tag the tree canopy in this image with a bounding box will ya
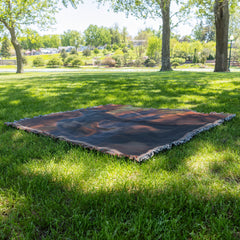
[96,0,184,71]
[61,30,83,49]
[84,25,111,47]
[0,36,11,59]
[0,0,82,73]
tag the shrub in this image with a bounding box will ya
[200,56,207,64]
[82,49,91,57]
[102,57,116,67]
[106,45,112,51]
[144,58,156,67]
[171,62,180,68]
[129,43,134,50]
[122,47,128,53]
[133,58,143,67]
[94,48,99,54]
[103,49,108,55]
[114,49,124,55]
[64,56,75,66]
[70,48,78,55]
[112,44,119,51]
[33,56,45,67]
[60,49,68,60]
[170,58,185,65]
[47,57,62,68]
[71,57,83,67]
[112,55,123,67]
[94,58,101,66]
[22,56,28,65]
[123,53,130,67]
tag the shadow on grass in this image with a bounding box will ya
[0,71,240,239]
[1,143,240,239]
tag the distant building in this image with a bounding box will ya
[132,40,147,47]
[39,48,58,54]
[78,45,89,52]
[58,46,75,53]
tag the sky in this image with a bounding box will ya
[40,1,195,37]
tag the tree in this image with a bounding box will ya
[188,0,239,72]
[0,0,82,73]
[41,34,61,48]
[193,21,215,42]
[20,29,42,51]
[214,0,229,71]
[121,27,129,44]
[61,30,83,49]
[159,0,172,71]
[1,36,11,59]
[146,36,162,63]
[229,5,240,40]
[96,0,177,71]
[134,28,154,44]
[109,24,121,45]
[84,25,111,47]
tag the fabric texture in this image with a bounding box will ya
[5,104,235,162]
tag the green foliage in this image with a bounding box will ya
[0,1,60,32]
[193,21,215,42]
[112,55,123,67]
[71,57,83,67]
[22,56,28,65]
[82,49,91,57]
[171,62,180,68]
[0,37,11,59]
[229,5,240,41]
[70,48,78,55]
[47,57,63,68]
[64,55,76,66]
[84,25,111,47]
[135,28,154,42]
[102,57,116,67]
[40,34,61,48]
[109,24,121,45]
[19,29,42,51]
[106,44,112,51]
[61,30,83,49]
[144,58,157,67]
[123,53,131,66]
[133,58,144,67]
[64,55,83,67]
[94,58,101,66]
[93,48,100,54]
[103,49,108,55]
[114,49,124,55]
[146,36,161,63]
[121,27,128,44]
[60,49,68,60]
[112,43,119,51]
[170,58,186,65]
[171,39,216,62]
[33,56,45,67]
[122,47,128,53]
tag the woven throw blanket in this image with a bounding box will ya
[5,104,235,162]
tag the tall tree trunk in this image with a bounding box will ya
[214,0,229,72]
[9,27,24,73]
[160,0,172,71]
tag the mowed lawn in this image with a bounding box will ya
[0,71,239,239]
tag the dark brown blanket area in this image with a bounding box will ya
[5,104,235,161]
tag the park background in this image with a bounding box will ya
[0,1,239,71]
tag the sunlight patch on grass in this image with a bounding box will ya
[0,71,239,239]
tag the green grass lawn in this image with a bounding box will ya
[0,71,239,239]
